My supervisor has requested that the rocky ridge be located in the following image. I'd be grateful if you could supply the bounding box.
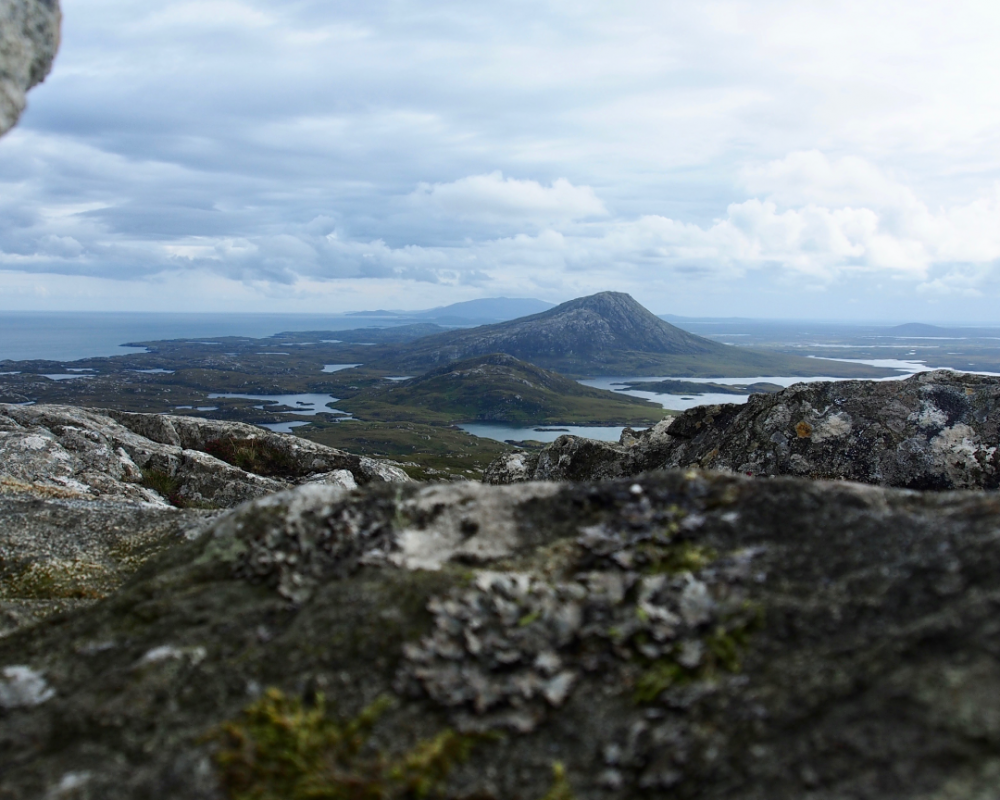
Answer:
[0,403,408,636]
[486,370,1000,490]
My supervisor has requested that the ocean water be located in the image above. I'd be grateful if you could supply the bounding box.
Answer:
[0,311,400,363]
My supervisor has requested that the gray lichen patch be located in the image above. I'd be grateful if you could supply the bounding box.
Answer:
[209,483,400,602]
[397,489,763,733]
[390,482,562,570]
[0,665,55,709]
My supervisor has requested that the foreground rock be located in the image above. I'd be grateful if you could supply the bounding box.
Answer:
[1,404,409,506]
[0,404,408,635]
[0,0,60,135]
[2,471,1000,798]
[488,370,1000,490]
[0,492,211,637]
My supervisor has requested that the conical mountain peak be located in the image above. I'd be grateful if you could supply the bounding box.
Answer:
[376,291,890,378]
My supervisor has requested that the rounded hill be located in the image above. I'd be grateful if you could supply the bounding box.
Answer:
[340,352,668,425]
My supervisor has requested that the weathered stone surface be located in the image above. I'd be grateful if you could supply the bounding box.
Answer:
[0,0,60,136]
[489,371,1000,490]
[2,471,1000,799]
[105,408,411,486]
[0,404,408,507]
[0,490,209,637]
[0,404,408,636]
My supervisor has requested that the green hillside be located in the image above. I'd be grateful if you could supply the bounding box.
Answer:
[339,353,669,425]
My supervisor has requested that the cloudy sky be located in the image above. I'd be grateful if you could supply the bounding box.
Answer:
[3,0,1000,320]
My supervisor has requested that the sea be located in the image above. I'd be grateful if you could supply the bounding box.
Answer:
[0,311,403,363]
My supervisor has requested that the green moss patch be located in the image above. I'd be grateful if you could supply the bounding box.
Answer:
[637,541,718,574]
[633,602,765,704]
[211,689,482,800]
[540,762,576,800]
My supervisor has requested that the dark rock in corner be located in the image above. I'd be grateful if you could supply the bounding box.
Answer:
[1,472,1000,798]
[488,371,1000,490]
[0,0,61,136]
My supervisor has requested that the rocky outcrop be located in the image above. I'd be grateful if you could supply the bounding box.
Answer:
[0,0,60,136]
[2,471,1000,798]
[0,404,409,636]
[488,371,1000,490]
[0,491,212,637]
[0,404,409,506]
[104,408,410,487]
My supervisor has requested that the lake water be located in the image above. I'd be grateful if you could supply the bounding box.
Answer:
[322,364,361,373]
[580,359,1000,411]
[259,421,312,433]
[459,424,629,443]
[206,392,348,416]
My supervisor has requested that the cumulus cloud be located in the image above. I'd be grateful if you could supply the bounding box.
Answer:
[5,1,1000,317]
[409,172,607,223]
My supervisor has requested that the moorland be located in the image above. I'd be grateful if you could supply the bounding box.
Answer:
[2,292,971,479]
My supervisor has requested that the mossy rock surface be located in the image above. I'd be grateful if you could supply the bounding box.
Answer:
[2,472,1000,799]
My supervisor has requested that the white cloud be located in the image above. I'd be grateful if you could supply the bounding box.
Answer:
[6,1,1000,319]
[409,172,607,223]
[740,150,914,210]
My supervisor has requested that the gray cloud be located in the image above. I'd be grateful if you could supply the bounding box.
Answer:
[2,1,1000,319]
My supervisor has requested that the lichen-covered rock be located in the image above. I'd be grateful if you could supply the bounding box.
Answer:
[0,404,408,507]
[0,0,60,136]
[0,480,213,637]
[482,449,540,484]
[2,471,1000,799]
[105,408,411,485]
[489,371,1000,490]
[0,404,408,636]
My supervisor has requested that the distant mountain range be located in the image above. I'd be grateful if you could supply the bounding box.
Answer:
[345,297,554,326]
[886,323,964,337]
[369,292,898,378]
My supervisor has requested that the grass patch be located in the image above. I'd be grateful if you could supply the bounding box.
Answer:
[205,436,299,478]
[299,420,511,481]
[140,467,184,507]
[211,689,481,800]
[0,559,112,600]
